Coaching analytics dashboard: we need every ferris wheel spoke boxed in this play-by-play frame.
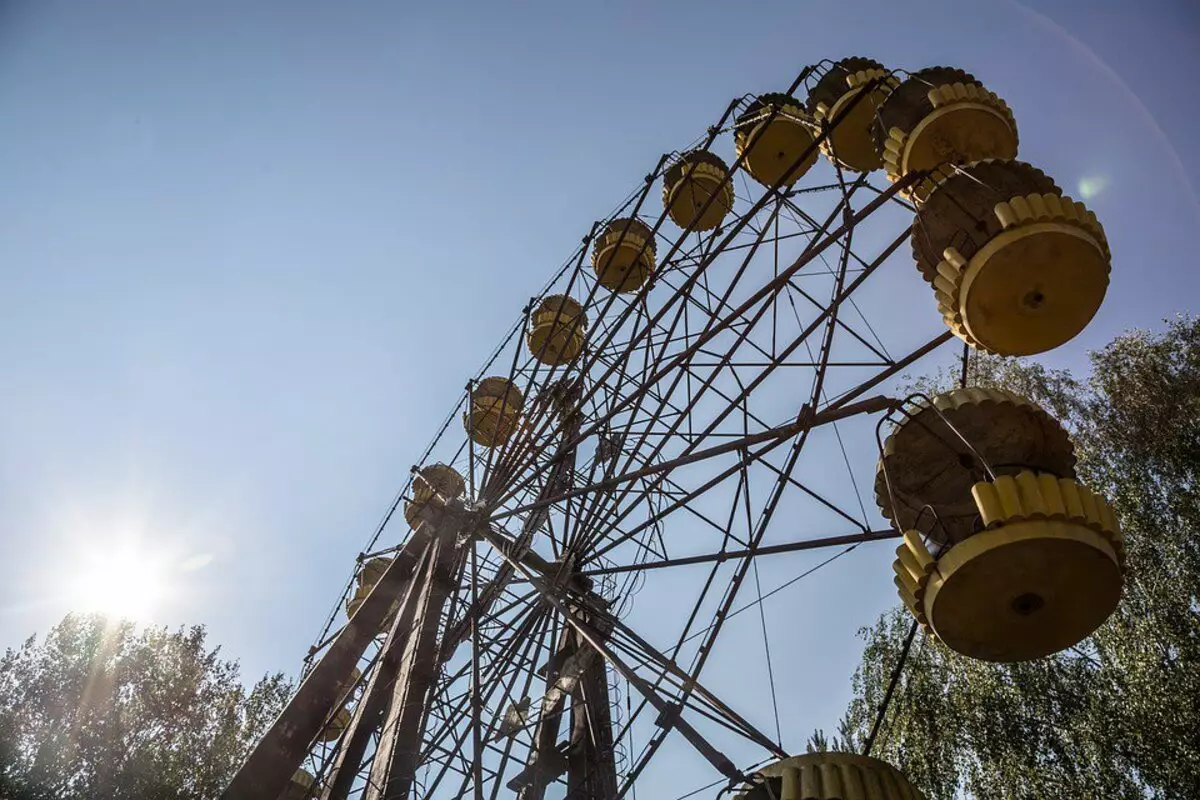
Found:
[590,351,695,433]
[638,348,782,436]
[608,472,754,554]
[783,278,893,363]
[620,216,906,475]
[565,246,900,557]
[580,399,892,568]
[484,610,562,800]
[604,591,776,800]
[491,286,717,520]
[571,473,744,570]
[655,235,785,367]
[563,396,768,560]
[419,605,554,799]
[608,451,818,794]
[678,333,839,698]
[821,329,954,413]
[586,230,789,492]
[494,180,908,533]
[479,153,725,494]
[595,610,785,757]
[588,447,813,799]
[494,394,893,530]
[476,525,754,783]
[562,327,952,573]
[606,552,726,771]
[757,444,871,530]
[526,523,778,783]
[588,529,901,579]
[441,556,550,669]
[487,166,885,518]
[557,450,608,561]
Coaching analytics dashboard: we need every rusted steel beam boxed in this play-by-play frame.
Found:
[364,526,462,800]
[566,606,618,800]
[221,528,433,800]
[580,529,900,576]
[320,538,439,800]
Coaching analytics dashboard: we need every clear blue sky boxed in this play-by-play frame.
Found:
[1,0,1198,788]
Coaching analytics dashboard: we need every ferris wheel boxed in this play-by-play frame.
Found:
[223,57,1120,800]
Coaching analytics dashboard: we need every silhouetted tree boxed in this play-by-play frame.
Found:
[0,613,290,799]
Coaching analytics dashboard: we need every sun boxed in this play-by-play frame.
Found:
[68,544,168,621]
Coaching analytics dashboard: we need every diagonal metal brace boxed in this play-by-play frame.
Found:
[221,527,433,800]
[477,526,744,783]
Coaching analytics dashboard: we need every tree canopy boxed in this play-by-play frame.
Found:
[0,613,290,800]
[825,316,1200,799]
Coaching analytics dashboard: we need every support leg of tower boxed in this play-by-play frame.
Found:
[567,627,617,800]
[320,531,443,800]
[364,523,463,800]
[223,528,433,800]
[511,594,617,800]
[510,625,574,800]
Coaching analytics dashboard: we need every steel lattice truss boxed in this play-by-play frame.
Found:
[227,64,966,800]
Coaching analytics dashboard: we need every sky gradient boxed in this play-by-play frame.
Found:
[1,0,1198,788]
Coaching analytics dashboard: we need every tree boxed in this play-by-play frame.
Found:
[828,316,1200,799]
[0,613,291,799]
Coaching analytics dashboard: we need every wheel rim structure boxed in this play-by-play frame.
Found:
[224,59,1113,800]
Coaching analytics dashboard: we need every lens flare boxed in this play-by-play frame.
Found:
[68,544,168,621]
[1078,174,1110,200]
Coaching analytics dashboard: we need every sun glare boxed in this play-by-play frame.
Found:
[68,545,169,621]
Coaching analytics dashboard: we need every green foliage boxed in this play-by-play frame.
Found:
[832,317,1200,799]
[0,614,291,800]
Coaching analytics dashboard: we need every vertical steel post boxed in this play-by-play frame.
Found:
[566,605,618,800]
[513,625,574,800]
[363,523,463,800]
[319,534,438,800]
[470,541,485,800]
